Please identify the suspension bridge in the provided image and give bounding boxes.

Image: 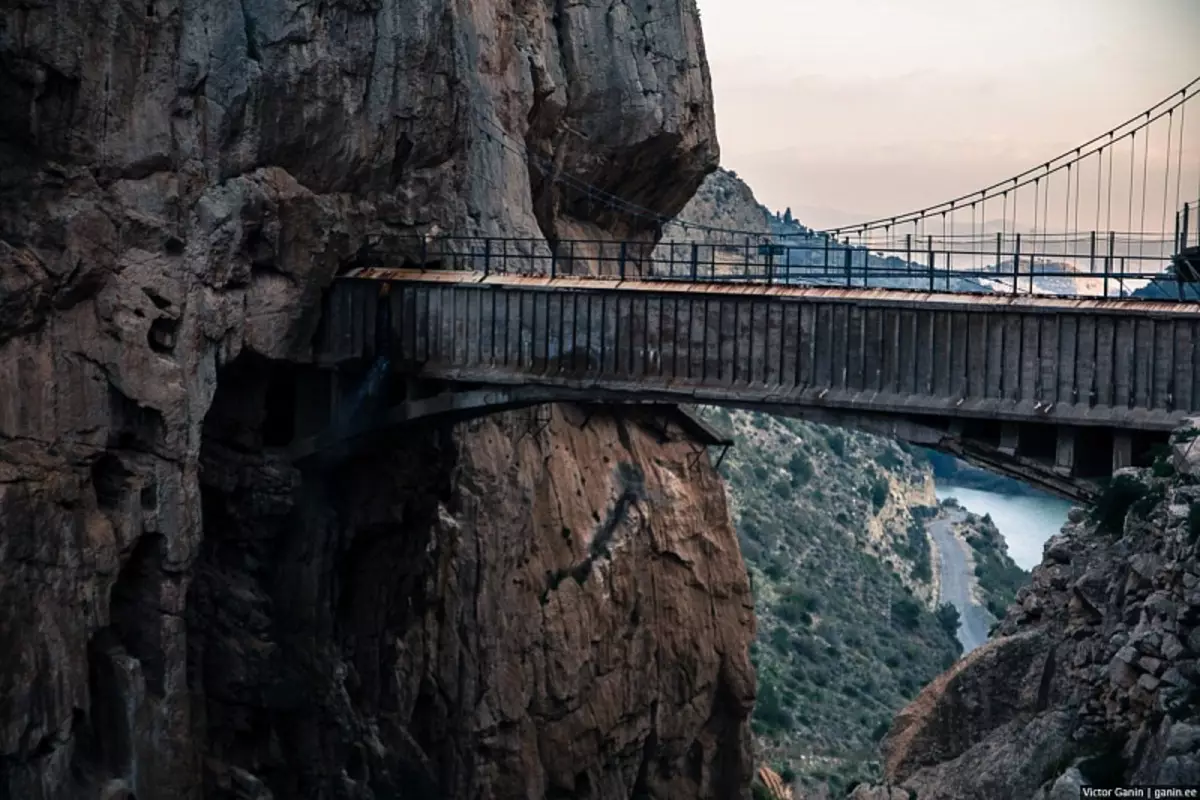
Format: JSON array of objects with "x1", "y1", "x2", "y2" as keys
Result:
[{"x1": 293, "y1": 77, "x2": 1200, "y2": 500}]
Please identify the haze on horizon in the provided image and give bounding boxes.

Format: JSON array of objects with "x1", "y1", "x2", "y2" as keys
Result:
[{"x1": 696, "y1": 0, "x2": 1200, "y2": 232}]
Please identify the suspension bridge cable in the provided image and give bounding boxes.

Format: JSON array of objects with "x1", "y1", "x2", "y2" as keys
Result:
[
  {"x1": 1175, "y1": 102, "x2": 1186, "y2": 235},
  {"x1": 1162, "y1": 109, "x2": 1174, "y2": 251},
  {"x1": 824, "y1": 75, "x2": 1200, "y2": 235},
  {"x1": 1139, "y1": 119, "x2": 1150, "y2": 256}
]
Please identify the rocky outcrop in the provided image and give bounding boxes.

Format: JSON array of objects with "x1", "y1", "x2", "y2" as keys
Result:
[
  {"x1": 0, "y1": 1, "x2": 753, "y2": 798},
  {"x1": 864, "y1": 428, "x2": 1200, "y2": 799},
  {"x1": 650, "y1": 168, "x2": 775, "y2": 276}
]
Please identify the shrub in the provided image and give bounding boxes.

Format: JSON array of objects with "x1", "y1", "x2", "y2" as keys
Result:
[
  {"x1": 935, "y1": 602, "x2": 961, "y2": 637},
  {"x1": 869, "y1": 475, "x2": 890, "y2": 512},
  {"x1": 770, "y1": 625, "x2": 791, "y2": 652},
  {"x1": 901, "y1": 519, "x2": 933, "y2": 582},
  {"x1": 788, "y1": 451, "x2": 814, "y2": 484},
  {"x1": 1091, "y1": 474, "x2": 1148, "y2": 536},
  {"x1": 891, "y1": 597, "x2": 922, "y2": 630},
  {"x1": 753, "y1": 678, "x2": 794, "y2": 731},
  {"x1": 825, "y1": 430, "x2": 847, "y2": 458}
]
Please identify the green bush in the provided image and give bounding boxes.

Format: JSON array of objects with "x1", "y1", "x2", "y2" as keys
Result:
[
  {"x1": 869, "y1": 475, "x2": 890, "y2": 512},
  {"x1": 891, "y1": 597, "x2": 922, "y2": 630},
  {"x1": 754, "y1": 678, "x2": 794, "y2": 732},
  {"x1": 788, "y1": 451, "x2": 814, "y2": 484},
  {"x1": 1091, "y1": 474, "x2": 1148, "y2": 536},
  {"x1": 935, "y1": 602, "x2": 961, "y2": 637},
  {"x1": 901, "y1": 519, "x2": 933, "y2": 582}
]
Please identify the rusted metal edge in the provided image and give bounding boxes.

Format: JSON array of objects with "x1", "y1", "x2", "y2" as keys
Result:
[{"x1": 339, "y1": 268, "x2": 1200, "y2": 316}]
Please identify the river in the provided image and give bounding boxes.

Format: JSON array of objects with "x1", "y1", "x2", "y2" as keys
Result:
[{"x1": 933, "y1": 485, "x2": 1075, "y2": 571}]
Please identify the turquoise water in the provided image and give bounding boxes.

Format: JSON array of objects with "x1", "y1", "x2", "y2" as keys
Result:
[{"x1": 934, "y1": 485, "x2": 1075, "y2": 571}]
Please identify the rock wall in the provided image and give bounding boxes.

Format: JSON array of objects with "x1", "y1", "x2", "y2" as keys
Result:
[
  {"x1": 0, "y1": 1, "x2": 755, "y2": 798},
  {"x1": 863, "y1": 427, "x2": 1200, "y2": 800}
]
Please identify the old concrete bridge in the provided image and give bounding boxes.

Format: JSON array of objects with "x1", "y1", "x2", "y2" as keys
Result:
[{"x1": 293, "y1": 268, "x2": 1200, "y2": 501}]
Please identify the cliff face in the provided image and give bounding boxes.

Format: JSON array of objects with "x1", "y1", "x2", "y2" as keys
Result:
[
  {"x1": 0, "y1": 2, "x2": 754, "y2": 798},
  {"x1": 863, "y1": 427, "x2": 1200, "y2": 799}
]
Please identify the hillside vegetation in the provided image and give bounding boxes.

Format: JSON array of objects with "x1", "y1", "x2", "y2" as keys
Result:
[{"x1": 702, "y1": 408, "x2": 962, "y2": 796}]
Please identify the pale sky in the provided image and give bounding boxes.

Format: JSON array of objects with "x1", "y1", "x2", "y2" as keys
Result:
[{"x1": 696, "y1": 0, "x2": 1200, "y2": 231}]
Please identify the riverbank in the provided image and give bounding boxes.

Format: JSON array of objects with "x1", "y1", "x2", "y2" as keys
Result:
[{"x1": 934, "y1": 484, "x2": 1073, "y2": 570}]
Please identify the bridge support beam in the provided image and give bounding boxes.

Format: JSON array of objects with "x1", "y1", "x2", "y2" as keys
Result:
[
  {"x1": 999, "y1": 423, "x2": 1020, "y2": 456},
  {"x1": 1055, "y1": 428, "x2": 1076, "y2": 476},
  {"x1": 1113, "y1": 433, "x2": 1134, "y2": 472}
]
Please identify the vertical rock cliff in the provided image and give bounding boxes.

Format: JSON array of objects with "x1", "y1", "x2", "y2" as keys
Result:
[{"x1": 0, "y1": 1, "x2": 754, "y2": 798}]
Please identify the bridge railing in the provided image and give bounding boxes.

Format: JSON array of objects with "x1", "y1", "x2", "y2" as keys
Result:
[{"x1": 353, "y1": 204, "x2": 1200, "y2": 300}]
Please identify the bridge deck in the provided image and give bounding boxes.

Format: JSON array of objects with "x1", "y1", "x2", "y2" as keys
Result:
[
  {"x1": 319, "y1": 270, "x2": 1200, "y2": 430},
  {"x1": 308, "y1": 269, "x2": 1200, "y2": 496}
]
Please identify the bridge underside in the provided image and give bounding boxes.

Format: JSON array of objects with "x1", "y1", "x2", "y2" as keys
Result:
[{"x1": 285, "y1": 369, "x2": 1166, "y2": 501}]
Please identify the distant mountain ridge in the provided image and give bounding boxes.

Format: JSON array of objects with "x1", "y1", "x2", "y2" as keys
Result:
[{"x1": 671, "y1": 168, "x2": 1181, "y2": 298}]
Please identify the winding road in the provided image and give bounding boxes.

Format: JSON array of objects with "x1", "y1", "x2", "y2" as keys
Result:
[{"x1": 927, "y1": 510, "x2": 993, "y2": 653}]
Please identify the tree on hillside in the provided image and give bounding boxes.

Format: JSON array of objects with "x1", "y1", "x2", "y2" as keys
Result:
[{"x1": 935, "y1": 603, "x2": 961, "y2": 637}]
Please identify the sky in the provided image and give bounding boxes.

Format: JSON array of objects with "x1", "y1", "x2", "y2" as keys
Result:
[{"x1": 695, "y1": 0, "x2": 1200, "y2": 232}]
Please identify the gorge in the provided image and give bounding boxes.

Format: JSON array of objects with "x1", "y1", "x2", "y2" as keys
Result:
[{"x1": 2, "y1": 3, "x2": 1199, "y2": 800}]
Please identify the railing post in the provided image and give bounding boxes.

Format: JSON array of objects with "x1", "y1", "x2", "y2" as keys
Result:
[
  {"x1": 843, "y1": 243, "x2": 852, "y2": 287},
  {"x1": 668, "y1": 240, "x2": 676, "y2": 278},
  {"x1": 1175, "y1": 210, "x2": 1184, "y2": 300},
  {"x1": 550, "y1": 240, "x2": 557, "y2": 279},
  {"x1": 927, "y1": 235, "x2": 935, "y2": 292},
  {"x1": 744, "y1": 236, "x2": 751, "y2": 278},
  {"x1": 1104, "y1": 231, "x2": 1115, "y2": 298},
  {"x1": 995, "y1": 232, "x2": 1002, "y2": 277},
  {"x1": 483, "y1": 237, "x2": 491, "y2": 277},
  {"x1": 690, "y1": 243, "x2": 699, "y2": 281},
  {"x1": 905, "y1": 233, "x2": 912, "y2": 275},
  {"x1": 1181, "y1": 202, "x2": 1191, "y2": 252},
  {"x1": 1011, "y1": 233, "x2": 1021, "y2": 295},
  {"x1": 1088, "y1": 230, "x2": 1096, "y2": 286},
  {"x1": 823, "y1": 235, "x2": 831, "y2": 279},
  {"x1": 619, "y1": 241, "x2": 627, "y2": 280}
]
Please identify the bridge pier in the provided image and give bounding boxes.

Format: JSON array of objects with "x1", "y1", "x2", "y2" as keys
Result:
[
  {"x1": 1054, "y1": 428, "x2": 1076, "y2": 476},
  {"x1": 999, "y1": 423, "x2": 1020, "y2": 456},
  {"x1": 1113, "y1": 433, "x2": 1134, "y2": 472}
]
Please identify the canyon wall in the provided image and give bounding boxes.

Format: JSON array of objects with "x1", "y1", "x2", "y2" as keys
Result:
[
  {"x1": 0, "y1": 1, "x2": 755, "y2": 797},
  {"x1": 859, "y1": 430, "x2": 1200, "y2": 799}
]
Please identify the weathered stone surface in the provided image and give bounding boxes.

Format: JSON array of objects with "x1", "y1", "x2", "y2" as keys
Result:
[
  {"x1": 882, "y1": 629, "x2": 1055, "y2": 782},
  {"x1": 0, "y1": 0, "x2": 746, "y2": 797},
  {"x1": 189, "y1": 398, "x2": 754, "y2": 799},
  {"x1": 860, "y1": 437, "x2": 1200, "y2": 799}
]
